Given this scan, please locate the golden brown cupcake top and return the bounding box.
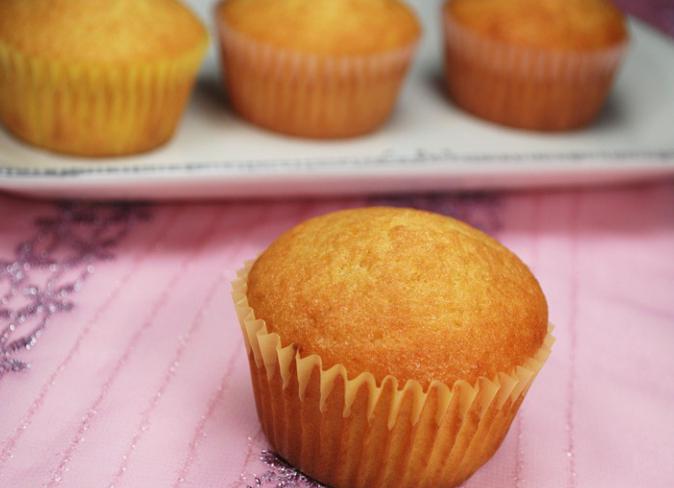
[446,0,628,50]
[247,207,548,388]
[216,0,421,56]
[0,0,207,63]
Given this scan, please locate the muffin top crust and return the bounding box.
[247,207,548,388]
[0,0,207,62]
[446,0,628,51]
[217,0,421,56]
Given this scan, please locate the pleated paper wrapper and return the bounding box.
[232,263,554,488]
[0,39,206,157]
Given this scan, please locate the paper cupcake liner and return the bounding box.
[232,262,554,488]
[442,5,628,131]
[216,15,417,138]
[0,40,206,156]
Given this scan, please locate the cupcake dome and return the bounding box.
[0,0,208,156]
[448,0,627,51]
[219,0,420,55]
[443,0,628,131]
[233,207,553,488]
[248,206,547,387]
[0,0,207,62]
[215,0,421,138]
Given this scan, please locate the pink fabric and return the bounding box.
[0,182,673,488]
[614,0,674,37]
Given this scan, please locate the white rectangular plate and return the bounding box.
[1,0,673,200]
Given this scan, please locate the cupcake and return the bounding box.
[0,0,208,157]
[215,0,421,138]
[443,0,629,131]
[232,207,553,488]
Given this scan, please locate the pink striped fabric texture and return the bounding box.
[0,182,673,487]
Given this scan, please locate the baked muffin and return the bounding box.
[443,0,629,131]
[0,0,208,157]
[232,207,553,488]
[215,0,421,138]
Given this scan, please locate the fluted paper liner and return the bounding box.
[216,12,417,138]
[233,263,553,488]
[443,2,628,131]
[0,40,206,156]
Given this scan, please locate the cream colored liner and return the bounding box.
[233,262,554,488]
[0,39,207,156]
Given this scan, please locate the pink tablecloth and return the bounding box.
[1,182,673,488]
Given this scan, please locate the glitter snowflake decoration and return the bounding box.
[241,450,325,488]
[0,202,149,378]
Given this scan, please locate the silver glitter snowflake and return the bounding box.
[0,202,150,378]
[241,450,326,488]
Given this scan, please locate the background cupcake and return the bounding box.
[443,0,629,131]
[0,0,208,157]
[233,207,553,488]
[215,0,421,139]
